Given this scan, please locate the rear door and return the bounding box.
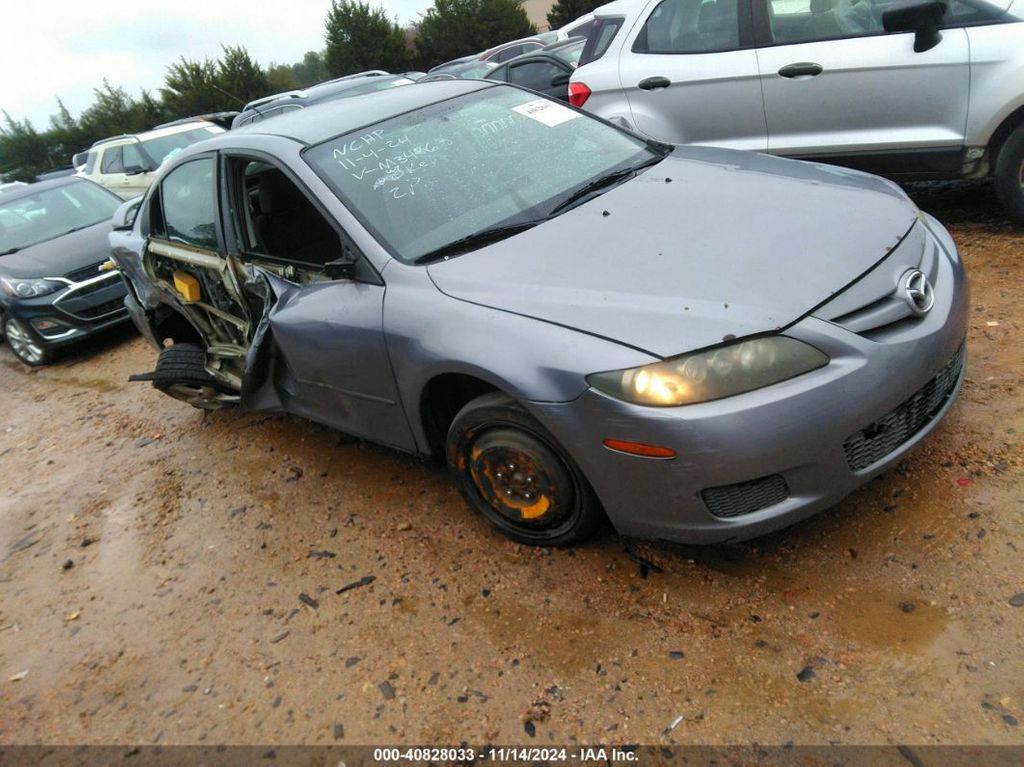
[617,0,769,150]
[753,0,970,170]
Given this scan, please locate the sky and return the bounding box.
[0,0,434,128]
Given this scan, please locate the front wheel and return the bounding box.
[446,393,605,546]
[149,343,238,410]
[994,125,1024,226]
[3,316,53,367]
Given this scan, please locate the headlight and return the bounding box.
[588,336,829,407]
[0,276,64,298]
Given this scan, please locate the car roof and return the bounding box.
[228,79,493,146]
[0,175,93,203]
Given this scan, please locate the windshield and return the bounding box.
[305,86,659,264]
[0,181,121,253]
[141,126,221,168]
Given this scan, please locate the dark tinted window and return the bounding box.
[100,145,124,174]
[508,61,566,91]
[159,158,219,250]
[634,0,740,53]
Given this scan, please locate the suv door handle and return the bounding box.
[638,76,671,91]
[778,62,823,78]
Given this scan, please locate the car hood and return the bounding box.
[427,147,917,358]
[0,219,114,280]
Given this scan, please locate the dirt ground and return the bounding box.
[0,181,1021,747]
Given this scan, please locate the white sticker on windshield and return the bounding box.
[512,99,580,127]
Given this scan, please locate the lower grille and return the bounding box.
[843,344,965,472]
[702,474,789,519]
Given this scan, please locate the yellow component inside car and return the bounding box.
[173,271,201,303]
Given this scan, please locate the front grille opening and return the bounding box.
[701,474,790,519]
[843,344,965,472]
[65,261,107,283]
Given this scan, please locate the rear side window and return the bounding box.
[633,0,741,53]
[100,146,125,174]
[579,17,625,65]
[508,61,566,91]
[158,158,219,250]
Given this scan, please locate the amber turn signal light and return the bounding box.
[602,439,676,459]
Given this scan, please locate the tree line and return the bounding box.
[0,0,605,182]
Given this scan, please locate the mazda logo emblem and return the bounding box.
[900,269,934,316]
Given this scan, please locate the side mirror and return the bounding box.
[550,73,571,88]
[112,197,143,231]
[883,0,946,52]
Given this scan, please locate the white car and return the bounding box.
[570,0,1024,222]
[75,122,224,200]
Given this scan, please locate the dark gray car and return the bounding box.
[110,81,968,546]
[1,177,131,365]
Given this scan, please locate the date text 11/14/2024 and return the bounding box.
[372,747,639,762]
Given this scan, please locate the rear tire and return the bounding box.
[994,125,1024,226]
[150,343,236,410]
[3,316,53,367]
[446,392,604,546]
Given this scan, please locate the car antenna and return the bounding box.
[212,84,248,107]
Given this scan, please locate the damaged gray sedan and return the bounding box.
[110,80,968,547]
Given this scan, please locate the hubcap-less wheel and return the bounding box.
[466,428,576,530]
[5,318,46,365]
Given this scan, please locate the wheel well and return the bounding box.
[420,374,499,457]
[989,104,1024,168]
[154,309,205,347]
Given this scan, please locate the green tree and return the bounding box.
[546,0,603,30]
[266,63,300,93]
[160,57,223,117]
[217,45,270,105]
[292,51,330,87]
[324,1,409,76]
[414,0,535,69]
[0,113,52,181]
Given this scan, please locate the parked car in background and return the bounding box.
[35,168,76,182]
[478,36,547,62]
[230,73,418,128]
[486,38,587,101]
[154,112,239,131]
[571,0,1024,222]
[556,11,600,41]
[422,60,497,81]
[76,121,224,201]
[111,81,965,547]
[0,177,130,366]
[0,181,28,194]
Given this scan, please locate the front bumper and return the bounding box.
[5,272,131,349]
[529,223,969,544]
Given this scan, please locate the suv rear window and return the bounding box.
[579,17,625,66]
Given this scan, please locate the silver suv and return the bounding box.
[570,0,1024,221]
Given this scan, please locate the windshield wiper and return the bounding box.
[548,155,665,217]
[0,248,18,256]
[413,219,546,264]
